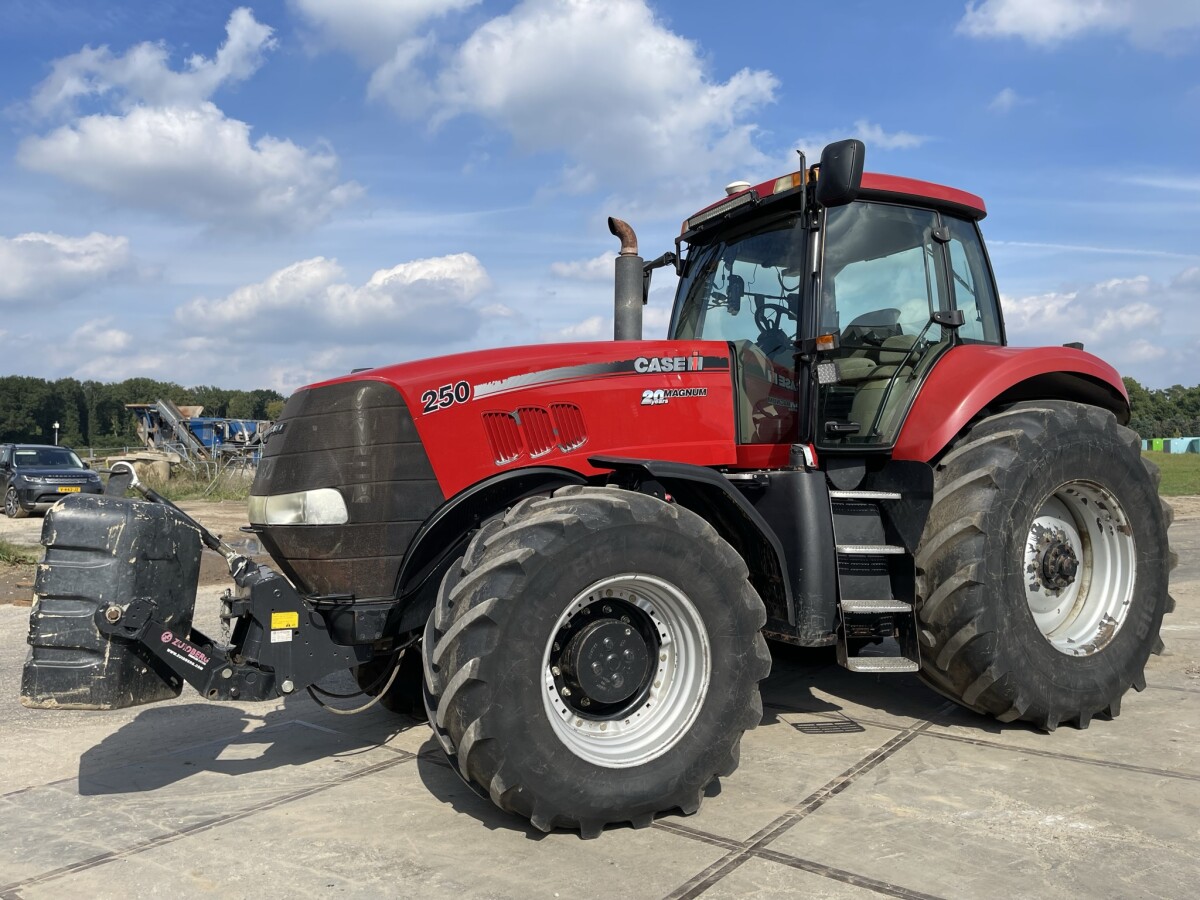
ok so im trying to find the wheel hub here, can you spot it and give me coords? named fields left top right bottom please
left=542, top=574, right=712, bottom=768
left=562, top=619, right=650, bottom=705
left=1022, top=482, right=1136, bottom=656
left=1036, top=528, right=1080, bottom=591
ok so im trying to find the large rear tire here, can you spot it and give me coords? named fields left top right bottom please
left=915, top=401, right=1175, bottom=730
left=422, top=485, right=770, bottom=837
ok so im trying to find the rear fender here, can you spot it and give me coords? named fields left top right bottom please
left=893, top=345, right=1129, bottom=463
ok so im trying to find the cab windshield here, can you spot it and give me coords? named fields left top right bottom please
left=672, top=216, right=807, bottom=365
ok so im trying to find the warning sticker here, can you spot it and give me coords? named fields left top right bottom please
left=271, top=611, right=299, bottom=630
left=270, top=630, right=293, bottom=643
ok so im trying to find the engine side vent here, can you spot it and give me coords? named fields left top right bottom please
left=550, top=403, right=588, bottom=452
left=518, top=406, right=556, bottom=458
left=483, top=411, right=524, bottom=465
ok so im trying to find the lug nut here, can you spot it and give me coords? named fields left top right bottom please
left=551, top=666, right=561, bottom=677
left=561, top=686, right=572, bottom=697
left=602, top=605, right=612, bottom=614
left=580, top=697, right=591, bottom=707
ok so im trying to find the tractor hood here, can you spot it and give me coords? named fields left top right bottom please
left=321, top=339, right=740, bottom=497
left=250, top=340, right=738, bottom=599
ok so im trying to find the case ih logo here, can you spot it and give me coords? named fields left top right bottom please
left=634, top=353, right=705, bottom=374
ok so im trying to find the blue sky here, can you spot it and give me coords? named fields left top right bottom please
left=1, top=0, right=1197, bottom=392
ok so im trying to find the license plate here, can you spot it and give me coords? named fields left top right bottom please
left=57, top=486, right=82, bottom=493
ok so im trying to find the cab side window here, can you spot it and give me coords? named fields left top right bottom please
left=944, top=216, right=1002, bottom=344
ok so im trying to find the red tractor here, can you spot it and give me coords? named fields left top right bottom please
left=23, top=140, right=1174, bottom=839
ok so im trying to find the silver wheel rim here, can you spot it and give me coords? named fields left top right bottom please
left=541, top=574, right=710, bottom=768
left=5, top=490, right=15, bottom=517
left=1023, top=480, right=1136, bottom=656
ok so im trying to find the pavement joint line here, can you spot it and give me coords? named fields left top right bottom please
left=0, top=775, right=76, bottom=801
left=287, top=718, right=426, bottom=757
left=651, top=820, right=743, bottom=852
left=750, top=847, right=947, bottom=900
left=653, top=820, right=944, bottom=899
left=0, top=715, right=415, bottom=800
left=911, top=729, right=1200, bottom=782
left=660, top=707, right=954, bottom=900
left=0, top=753, right=415, bottom=896
left=768, top=702, right=1200, bottom=783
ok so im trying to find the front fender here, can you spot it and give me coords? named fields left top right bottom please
left=893, top=345, right=1128, bottom=463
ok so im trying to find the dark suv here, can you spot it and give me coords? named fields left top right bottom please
left=1, top=444, right=103, bottom=518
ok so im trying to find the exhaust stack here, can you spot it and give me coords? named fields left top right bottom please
left=609, top=217, right=643, bottom=341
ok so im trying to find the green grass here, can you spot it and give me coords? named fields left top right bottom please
left=140, top=469, right=252, bottom=502
left=0, top=538, right=38, bottom=566
left=1143, top=452, right=1200, bottom=496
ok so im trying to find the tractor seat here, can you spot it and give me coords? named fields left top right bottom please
left=847, top=334, right=922, bottom=436
left=835, top=334, right=918, bottom=383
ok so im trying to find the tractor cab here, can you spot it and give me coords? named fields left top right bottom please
left=669, top=140, right=1003, bottom=454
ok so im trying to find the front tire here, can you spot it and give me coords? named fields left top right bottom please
left=422, top=485, right=770, bottom=837
left=915, top=401, right=1175, bottom=730
left=5, top=487, right=29, bottom=519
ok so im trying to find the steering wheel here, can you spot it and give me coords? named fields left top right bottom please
left=754, top=300, right=797, bottom=334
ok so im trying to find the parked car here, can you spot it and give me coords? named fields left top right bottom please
left=1, top=443, right=103, bottom=518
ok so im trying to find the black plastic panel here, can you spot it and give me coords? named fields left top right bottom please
left=252, top=380, right=444, bottom=599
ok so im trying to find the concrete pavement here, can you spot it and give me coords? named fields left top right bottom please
left=0, top=516, right=1196, bottom=899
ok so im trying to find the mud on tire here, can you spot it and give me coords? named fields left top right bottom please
left=422, top=485, right=770, bottom=837
left=915, top=400, right=1176, bottom=730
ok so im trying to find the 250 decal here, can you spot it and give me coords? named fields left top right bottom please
left=421, top=380, right=472, bottom=414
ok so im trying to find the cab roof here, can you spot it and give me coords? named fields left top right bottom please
left=690, top=170, right=987, bottom=226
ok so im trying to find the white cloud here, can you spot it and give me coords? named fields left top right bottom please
left=18, top=9, right=360, bottom=231
left=311, top=0, right=777, bottom=192
left=541, top=303, right=671, bottom=343
left=30, top=7, right=274, bottom=117
left=1001, top=273, right=1183, bottom=372
left=550, top=252, right=614, bottom=281
left=0, top=232, right=133, bottom=303
left=958, top=0, right=1200, bottom=50
left=177, top=252, right=492, bottom=346
left=290, top=0, right=480, bottom=65
left=48, top=318, right=169, bottom=381
left=791, top=120, right=929, bottom=162
left=988, top=87, right=1027, bottom=113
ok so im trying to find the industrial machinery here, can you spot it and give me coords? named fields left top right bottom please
left=22, top=140, right=1174, bottom=838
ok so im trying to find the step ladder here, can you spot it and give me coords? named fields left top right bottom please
left=829, top=489, right=920, bottom=673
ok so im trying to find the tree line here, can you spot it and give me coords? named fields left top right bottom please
left=0, top=376, right=286, bottom=449
left=1, top=372, right=1194, bottom=450
left=1124, top=378, right=1200, bottom=439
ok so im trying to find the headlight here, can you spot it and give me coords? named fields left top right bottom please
left=248, top=488, right=348, bottom=526
left=23, top=475, right=46, bottom=484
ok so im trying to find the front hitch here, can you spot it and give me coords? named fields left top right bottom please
left=21, top=480, right=368, bottom=711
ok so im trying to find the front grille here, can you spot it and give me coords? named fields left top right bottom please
left=252, top=380, right=444, bottom=599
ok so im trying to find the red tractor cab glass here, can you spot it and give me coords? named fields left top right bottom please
left=671, top=180, right=1003, bottom=451
left=671, top=214, right=806, bottom=444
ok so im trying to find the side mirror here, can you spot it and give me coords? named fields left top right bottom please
left=815, top=139, right=865, bottom=208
